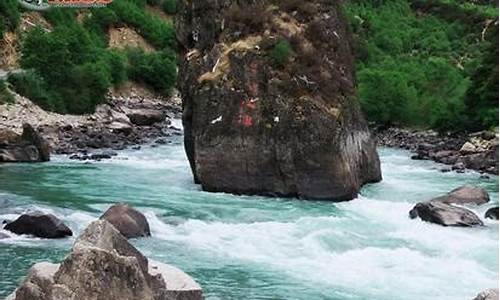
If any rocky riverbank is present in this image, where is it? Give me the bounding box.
[0,83,182,159]
[373,127,499,175]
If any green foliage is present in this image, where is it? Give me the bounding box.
[162,0,177,14]
[126,48,176,94]
[270,39,293,67]
[0,0,20,37]
[464,25,499,131]
[18,25,115,114]
[2,0,176,115]
[109,0,175,49]
[345,0,497,132]
[42,8,77,27]
[8,71,64,112]
[0,80,15,104]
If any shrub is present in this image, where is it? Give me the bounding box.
[270,39,293,67]
[8,71,65,112]
[0,0,20,37]
[109,0,175,49]
[162,0,177,14]
[126,48,177,94]
[0,80,15,104]
[103,50,128,86]
[19,25,115,114]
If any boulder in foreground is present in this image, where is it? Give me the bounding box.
[432,185,490,205]
[8,219,203,300]
[0,123,50,163]
[473,288,499,300]
[4,212,72,238]
[100,203,151,238]
[409,201,483,227]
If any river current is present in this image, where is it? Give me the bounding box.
[0,137,498,300]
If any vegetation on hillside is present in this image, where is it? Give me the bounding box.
[0,0,19,38]
[345,0,498,132]
[0,80,15,104]
[3,0,177,114]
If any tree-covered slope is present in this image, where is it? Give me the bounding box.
[1,0,177,114]
[345,0,498,132]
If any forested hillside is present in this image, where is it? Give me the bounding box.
[0,0,177,114]
[345,0,498,132]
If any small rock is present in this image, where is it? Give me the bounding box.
[409,201,483,227]
[127,109,166,126]
[108,122,133,135]
[434,185,490,205]
[131,145,141,150]
[460,142,477,154]
[481,131,496,141]
[484,207,499,220]
[4,212,72,239]
[155,139,167,145]
[452,162,465,171]
[100,203,151,239]
[90,153,112,160]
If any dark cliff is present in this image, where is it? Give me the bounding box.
[176,0,382,201]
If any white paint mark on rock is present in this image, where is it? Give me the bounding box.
[211,116,222,124]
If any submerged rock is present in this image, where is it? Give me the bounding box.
[409,201,483,227]
[432,185,490,205]
[4,212,72,239]
[8,220,203,300]
[484,207,499,220]
[176,0,381,201]
[100,203,151,238]
[473,288,499,300]
[0,124,50,163]
[0,232,9,239]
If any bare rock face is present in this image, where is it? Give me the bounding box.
[432,185,490,205]
[100,203,151,238]
[4,212,72,239]
[0,123,50,162]
[8,220,203,300]
[473,288,499,300]
[409,201,483,227]
[176,0,381,201]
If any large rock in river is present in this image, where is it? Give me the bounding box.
[8,220,203,300]
[409,201,483,227]
[4,212,72,239]
[100,203,151,238]
[0,123,50,162]
[176,0,381,201]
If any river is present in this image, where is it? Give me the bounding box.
[0,137,498,300]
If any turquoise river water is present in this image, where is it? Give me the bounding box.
[0,137,498,300]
